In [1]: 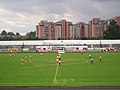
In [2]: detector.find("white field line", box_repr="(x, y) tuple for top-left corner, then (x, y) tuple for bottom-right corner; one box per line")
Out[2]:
(54, 64), (59, 83)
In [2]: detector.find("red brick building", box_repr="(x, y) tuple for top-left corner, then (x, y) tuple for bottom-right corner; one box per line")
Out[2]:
(55, 20), (72, 40)
(36, 16), (120, 40)
(75, 22), (89, 39)
(88, 18), (107, 38)
(36, 20), (54, 39)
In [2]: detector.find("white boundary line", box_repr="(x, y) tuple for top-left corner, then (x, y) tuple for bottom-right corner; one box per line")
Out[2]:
(54, 64), (59, 83)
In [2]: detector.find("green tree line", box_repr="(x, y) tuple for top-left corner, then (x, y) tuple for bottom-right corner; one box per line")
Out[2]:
(0, 31), (40, 41)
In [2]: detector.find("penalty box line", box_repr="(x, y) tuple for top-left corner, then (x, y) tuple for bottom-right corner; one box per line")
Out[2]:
(53, 64), (59, 83)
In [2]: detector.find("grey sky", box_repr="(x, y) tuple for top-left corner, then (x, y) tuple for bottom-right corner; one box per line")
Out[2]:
(0, 0), (120, 35)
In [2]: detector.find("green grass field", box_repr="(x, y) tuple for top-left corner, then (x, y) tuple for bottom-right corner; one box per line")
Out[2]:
(0, 52), (120, 86)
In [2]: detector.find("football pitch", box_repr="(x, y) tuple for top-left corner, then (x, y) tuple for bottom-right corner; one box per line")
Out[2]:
(0, 52), (120, 86)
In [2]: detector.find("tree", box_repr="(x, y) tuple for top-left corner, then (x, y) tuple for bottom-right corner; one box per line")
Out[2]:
(1, 30), (8, 40)
(1, 30), (7, 36)
(7, 32), (15, 37)
(7, 32), (15, 40)
(15, 32), (22, 40)
(16, 32), (21, 36)
(104, 20), (120, 39)
(26, 31), (36, 39)
(33, 31), (36, 37)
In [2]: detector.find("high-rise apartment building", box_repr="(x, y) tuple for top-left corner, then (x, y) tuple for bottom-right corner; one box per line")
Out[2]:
(36, 20), (54, 40)
(89, 18), (107, 38)
(75, 22), (89, 39)
(68, 23), (75, 39)
(36, 16), (120, 40)
(55, 20), (72, 40)
(54, 21), (62, 39)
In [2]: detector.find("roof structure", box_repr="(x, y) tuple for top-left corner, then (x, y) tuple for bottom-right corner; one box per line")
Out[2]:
(0, 40), (120, 46)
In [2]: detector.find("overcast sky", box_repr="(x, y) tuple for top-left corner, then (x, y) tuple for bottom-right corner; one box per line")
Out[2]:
(0, 0), (120, 35)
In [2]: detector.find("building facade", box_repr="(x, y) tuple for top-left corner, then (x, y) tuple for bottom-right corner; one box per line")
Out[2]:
(36, 20), (54, 40)
(75, 22), (89, 39)
(88, 18), (107, 38)
(36, 16), (120, 40)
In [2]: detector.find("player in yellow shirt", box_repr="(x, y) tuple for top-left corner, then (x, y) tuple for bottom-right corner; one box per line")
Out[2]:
(56, 54), (62, 65)
(25, 55), (28, 62)
(21, 58), (24, 65)
(56, 58), (59, 64)
(89, 54), (92, 59)
(9, 53), (12, 58)
(30, 54), (32, 63)
(40, 53), (43, 56)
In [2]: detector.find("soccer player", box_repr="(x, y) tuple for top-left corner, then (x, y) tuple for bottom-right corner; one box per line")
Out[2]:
(57, 53), (62, 65)
(89, 54), (92, 59)
(9, 53), (12, 58)
(114, 49), (117, 52)
(56, 55), (59, 64)
(90, 58), (93, 64)
(30, 54), (32, 63)
(25, 55), (28, 62)
(40, 53), (43, 56)
(100, 55), (102, 62)
(58, 53), (61, 61)
(21, 58), (24, 65)
(56, 58), (59, 64)
(58, 60), (61, 65)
